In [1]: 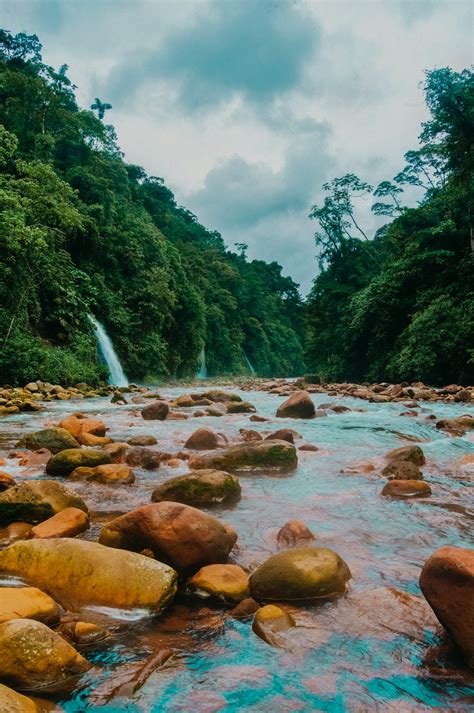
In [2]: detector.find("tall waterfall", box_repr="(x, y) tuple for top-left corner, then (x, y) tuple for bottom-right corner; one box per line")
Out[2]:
(196, 346), (207, 379)
(89, 315), (128, 387)
(244, 352), (256, 375)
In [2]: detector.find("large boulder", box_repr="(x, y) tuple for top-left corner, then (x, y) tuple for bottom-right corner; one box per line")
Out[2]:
(0, 471), (15, 492)
(30, 507), (89, 539)
(200, 390), (242, 403)
(419, 546), (474, 667)
(249, 547), (351, 602)
(0, 684), (39, 712)
(385, 445), (425, 466)
(0, 587), (60, 624)
(99, 502), (237, 573)
(0, 538), (177, 613)
(187, 564), (249, 603)
(276, 391), (316, 419)
(0, 480), (88, 524)
(151, 470), (241, 506)
(141, 401), (169, 420)
(16, 428), (79, 454)
(0, 618), (90, 690)
(70, 463), (135, 485)
(45, 448), (112, 476)
(188, 440), (297, 472)
(58, 413), (108, 438)
(184, 428), (227, 450)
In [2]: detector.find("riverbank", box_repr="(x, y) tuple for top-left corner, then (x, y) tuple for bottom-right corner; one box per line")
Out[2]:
(0, 382), (473, 710)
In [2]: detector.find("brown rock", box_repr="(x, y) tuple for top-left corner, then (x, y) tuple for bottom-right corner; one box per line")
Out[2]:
(0, 471), (15, 492)
(250, 415), (269, 423)
(189, 440), (297, 472)
(0, 587), (60, 624)
(265, 428), (298, 443)
(187, 564), (249, 603)
(99, 501), (237, 573)
(58, 413), (108, 438)
(381, 480), (431, 497)
(0, 522), (32, 546)
(229, 597), (260, 620)
(125, 447), (161, 470)
(0, 683), (39, 711)
(420, 546), (474, 667)
(252, 604), (296, 646)
(17, 449), (52, 467)
(70, 463), (135, 485)
(298, 443), (319, 452)
(381, 460), (424, 481)
(239, 429), (263, 442)
(385, 445), (425, 466)
(276, 391), (316, 419)
(141, 401), (169, 420)
(60, 621), (108, 646)
(103, 442), (129, 462)
(184, 427), (227, 450)
(77, 432), (113, 447)
(30, 508), (89, 539)
(127, 435), (158, 446)
(276, 520), (315, 547)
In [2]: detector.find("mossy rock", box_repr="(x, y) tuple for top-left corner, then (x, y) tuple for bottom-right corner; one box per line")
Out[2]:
(0, 480), (88, 525)
(189, 440), (297, 472)
(226, 401), (256, 414)
(249, 547), (351, 602)
(46, 448), (112, 476)
(385, 445), (425, 466)
(151, 470), (241, 506)
(16, 427), (79, 454)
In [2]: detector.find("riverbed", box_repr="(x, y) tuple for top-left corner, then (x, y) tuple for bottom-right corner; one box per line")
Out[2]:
(1, 385), (473, 711)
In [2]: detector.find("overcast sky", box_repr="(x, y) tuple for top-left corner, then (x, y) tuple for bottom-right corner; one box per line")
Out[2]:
(2, 0), (472, 294)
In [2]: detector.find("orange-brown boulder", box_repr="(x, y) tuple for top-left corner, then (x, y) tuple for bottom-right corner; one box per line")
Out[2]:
(141, 401), (169, 420)
(185, 427), (227, 450)
(276, 391), (316, 419)
(30, 507), (89, 539)
(381, 480), (431, 497)
(58, 413), (108, 438)
(276, 520), (315, 547)
(70, 463), (135, 485)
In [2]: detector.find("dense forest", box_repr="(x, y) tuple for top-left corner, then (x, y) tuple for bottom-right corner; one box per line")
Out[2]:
(0, 30), (305, 385)
(306, 67), (473, 385)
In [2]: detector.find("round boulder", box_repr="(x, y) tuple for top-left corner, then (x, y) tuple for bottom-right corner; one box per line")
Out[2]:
(252, 604), (296, 646)
(381, 480), (431, 497)
(187, 564), (249, 603)
(0, 480), (88, 525)
(249, 547), (351, 602)
(141, 401), (169, 420)
(276, 520), (315, 547)
(0, 587), (60, 625)
(151, 470), (241, 506)
(45, 448), (112, 476)
(16, 427), (79, 454)
(184, 427), (227, 450)
(381, 461), (424, 480)
(385, 445), (425, 466)
(276, 391), (316, 419)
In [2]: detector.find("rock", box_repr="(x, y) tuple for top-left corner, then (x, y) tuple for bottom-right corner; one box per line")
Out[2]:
(103, 442), (129, 462)
(205, 403), (226, 417)
(60, 621), (108, 646)
(0, 588), (60, 624)
(45, 448), (112, 476)
(250, 415), (269, 423)
(58, 413), (108, 438)
(0, 539), (177, 612)
(381, 460), (424, 480)
(0, 522), (32, 546)
(187, 564), (249, 603)
(252, 604), (295, 646)
(111, 391), (127, 404)
(436, 415), (474, 434)
(226, 401), (256, 414)
(385, 445), (425, 466)
(0, 471), (15, 492)
(17, 449), (52, 467)
(0, 618), (90, 690)
(18, 401), (43, 413)
(455, 388), (472, 402)
(0, 481), (88, 524)
(239, 429), (263, 442)
(99, 502), (237, 573)
(184, 428), (227, 450)
(298, 444), (319, 452)
(151, 470), (241, 506)
(125, 447), (161, 469)
(141, 401), (169, 420)
(70, 463), (135, 485)
(127, 435), (158, 446)
(276, 520), (315, 547)
(16, 428), (80, 454)
(174, 394), (195, 407)
(229, 597), (260, 620)
(189, 440), (297, 472)
(30, 508), (89, 539)
(276, 391), (316, 419)
(0, 683), (39, 712)
(419, 546), (474, 667)
(201, 390), (242, 403)
(265, 429), (297, 444)
(381, 480), (431, 497)
(77, 432), (113, 447)
(249, 547), (351, 602)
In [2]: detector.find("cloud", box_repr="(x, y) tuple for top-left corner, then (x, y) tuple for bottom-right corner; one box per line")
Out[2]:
(107, 0), (320, 110)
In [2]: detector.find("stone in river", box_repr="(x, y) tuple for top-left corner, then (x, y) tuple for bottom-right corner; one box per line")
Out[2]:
(252, 604), (296, 646)
(0, 480), (88, 524)
(385, 444), (425, 466)
(189, 440), (297, 472)
(187, 564), (249, 603)
(184, 427), (227, 450)
(16, 427), (79, 454)
(381, 480), (431, 497)
(58, 413), (108, 438)
(381, 460), (424, 480)
(141, 401), (169, 420)
(30, 507), (89, 539)
(46, 448), (112, 477)
(276, 391), (316, 419)
(0, 471), (15, 492)
(0, 683), (40, 712)
(0, 587), (60, 625)
(151, 470), (241, 506)
(276, 520), (315, 547)
(70, 463), (135, 485)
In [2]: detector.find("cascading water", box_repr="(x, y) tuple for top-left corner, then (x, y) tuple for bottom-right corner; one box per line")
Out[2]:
(196, 346), (207, 379)
(244, 352), (256, 375)
(89, 315), (128, 387)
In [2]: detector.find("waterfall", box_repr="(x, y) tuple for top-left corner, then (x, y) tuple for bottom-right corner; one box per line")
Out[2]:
(196, 346), (207, 379)
(244, 352), (256, 375)
(89, 315), (128, 387)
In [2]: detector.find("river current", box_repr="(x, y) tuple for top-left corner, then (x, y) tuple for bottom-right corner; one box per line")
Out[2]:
(1, 385), (473, 711)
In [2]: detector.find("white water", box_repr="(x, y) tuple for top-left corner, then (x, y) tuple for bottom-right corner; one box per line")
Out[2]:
(244, 352), (256, 375)
(196, 346), (207, 379)
(89, 315), (128, 387)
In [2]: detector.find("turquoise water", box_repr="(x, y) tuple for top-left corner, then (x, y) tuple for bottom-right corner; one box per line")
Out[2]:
(1, 387), (473, 711)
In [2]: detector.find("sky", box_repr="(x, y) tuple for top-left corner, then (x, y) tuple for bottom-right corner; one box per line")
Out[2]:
(2, 0), (472, 294)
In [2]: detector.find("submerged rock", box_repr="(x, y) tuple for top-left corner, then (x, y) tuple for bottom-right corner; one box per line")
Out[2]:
(0, 538), (177, 613)
(151, 470), (241, 506)
(0, 480), (88, 524)
(276, 391), (316, 419)
(0, 618), (90, 690)
(276, 520), (315, 547)
(99, 501), (237, 573)
(189, 440), (297, 472)
(252, 604), (295, 647)
(0, 587), (60, 625)
(250, 547), (351, 602)
(187, 564), (249, 603)
(381, 480), (431, 497)
(16, 427), (79, 454)
(46, 448), (112, 477)
(420, 545), (474, 667)
(436, 415), (474, 435)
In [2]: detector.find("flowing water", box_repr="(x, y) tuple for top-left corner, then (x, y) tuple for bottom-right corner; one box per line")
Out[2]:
(89, 316), (129, 387)
(197, 348), (208, 380)
(1, 386), (473, 711)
